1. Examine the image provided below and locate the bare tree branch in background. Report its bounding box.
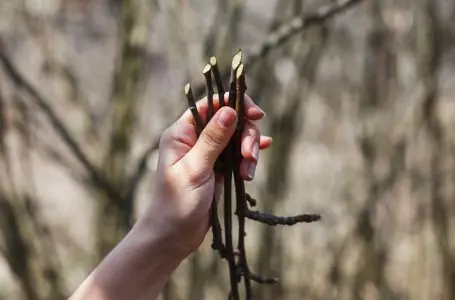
[349,1,401,298]
[0,38,121,207]
[96,0,151,259]
[0,76,67,300]
[244,0,364,69]
[0,195,39,300]
[416,0,455,299]
[253,5,330,298]
[204,0,244,67]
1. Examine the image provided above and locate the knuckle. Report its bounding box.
[243,122,260,140]
[180,161,211,191]
[201,128,225,149]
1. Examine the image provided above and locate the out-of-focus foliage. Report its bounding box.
[0,0,455,299]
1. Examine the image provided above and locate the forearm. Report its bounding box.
[70,211,184,300]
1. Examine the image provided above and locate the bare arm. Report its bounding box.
[69,211,185,300]
[69,94,271,300]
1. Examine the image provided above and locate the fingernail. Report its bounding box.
[247,162,257,180]
[217,108,236,127]
[259,107,266,116]
[252,141,259,160]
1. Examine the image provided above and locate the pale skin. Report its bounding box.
[70,93,272,300]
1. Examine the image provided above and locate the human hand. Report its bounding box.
[142,93,272,259]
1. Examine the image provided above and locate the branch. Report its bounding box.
[224,51,242,300]
[0,40,121,206]
[245,209,321,226]
[247,272,278,285]
[245,0,364,68]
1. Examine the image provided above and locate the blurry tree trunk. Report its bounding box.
[0,194,39,300]
[352,0,400,299]
[0,62,66,300]
[161,279,182,300]
[416,0,455,299]
[97,0,150,260]
[253,6,328,298]
[248,0,292,107]
[0,149,65,300]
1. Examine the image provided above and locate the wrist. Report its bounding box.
[135,203,190,262]
[71,206,186,300]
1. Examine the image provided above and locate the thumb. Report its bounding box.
[184,107,237,181]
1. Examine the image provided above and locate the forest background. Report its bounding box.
[1,0,455,299]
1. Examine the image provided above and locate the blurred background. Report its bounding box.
[0,0,455,299]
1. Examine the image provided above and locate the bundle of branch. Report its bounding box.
[184,49,321,300]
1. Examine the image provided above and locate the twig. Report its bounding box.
[232,62,253,298]
[247,272,279,285]
[211,57,228,174]
[202,64,226,258]
[203,64,215,121]
[245,210,321,226]
[228,50,242,109]
[184,83,204,136]
[223,51,243,300]
[246,193,257,207]
[210,56,225,107]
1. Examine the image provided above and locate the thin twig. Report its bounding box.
[245,209,321,226]
[203,64,215,121]
[232,62,253,298]
[210,56,225,107]
[184,83,204,136]
[246,193,257,207]
[228,50,242,109]
[247,272,279,285]
[203,63,226,258]
[223,51,243,300]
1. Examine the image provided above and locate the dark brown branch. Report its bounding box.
[248,272,279,285]
[210,56,225,107]
[235,64,245,130]
[209,197,226,258]
[228,50,242,109]
[211,56,228,174]
[184,83,204,136]
[245,209,321,226]
[203,64,226,258]
[246,193,257,207]
[203,64,215,121]
[224,55,240,299]
[224,146,238,298]
[232,62,253,298]
[0,41,121,207]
